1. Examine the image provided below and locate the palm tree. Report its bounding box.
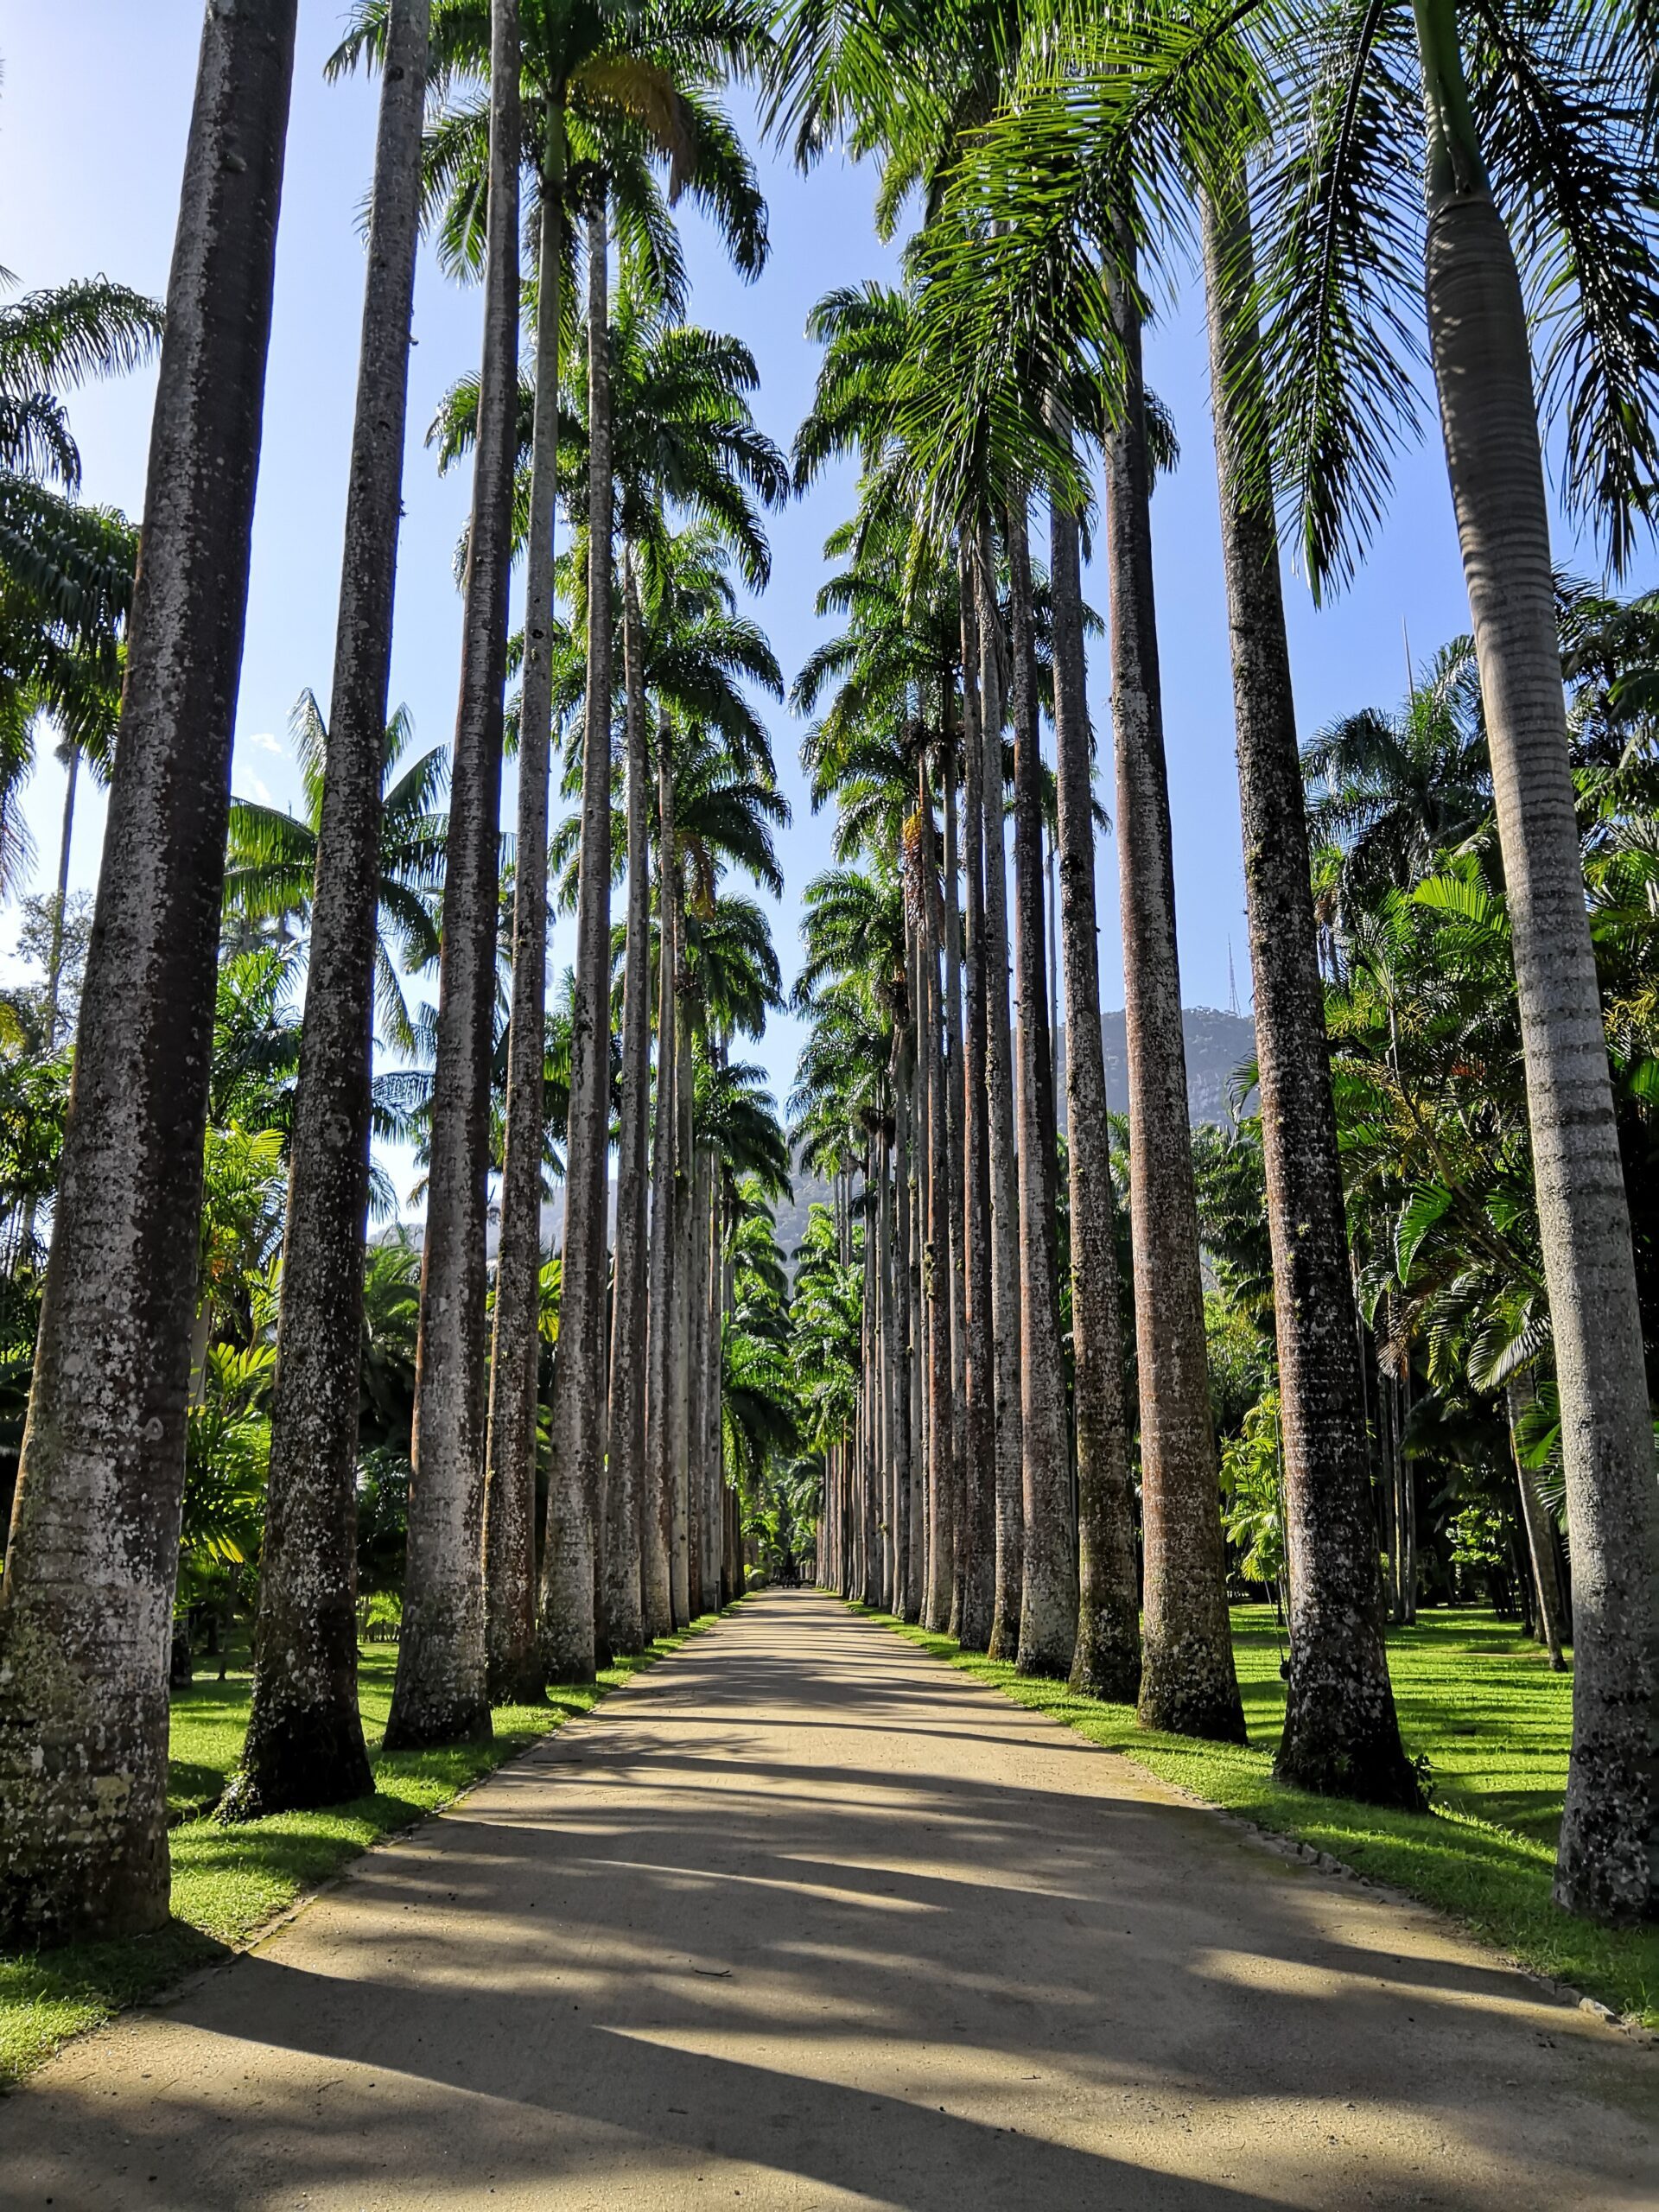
[222,694,445,1045]
[540,191,615,1687]
[1249,0,1659,1913]
[226,0,432,1815]
[599,319,787,1655]
[343,0,772,1715]
[1048,479,1138,1704]
[384,0,520,1753]
[0,274,159,923]
[1005,499,1076,1678]
[1096,251,1242,1738]
[530,60,772,1694]
[912,2,1413,1780]
[1302,643,1489,929]
[0,0,300,1945]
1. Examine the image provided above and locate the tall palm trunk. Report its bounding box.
[1202,188,1416,1804]
[670,976,695,1622]
[483,119,565,1708]
[686,1141,706,1608]
[641,742,677,1637]
[956,560,996,1651]
[1412,0,1656,1916]
[906,998,927,1623]
[1508,1375,1567,1672]
[0,0,300,1943]
[871,1141,885,1610]
[939,737,969,1631]
[1007,502,1077,1678]
[539,194,613,1687]
[1105,266,1244,1744]
[877,1124,899,1608]
[704,1193,727,1612]
[976,546,1025,1659]
[1050,480,1140,1704]
[385,0,518,1751]
[894,1019,921,1620]
[43,741,79,1051]
[601,550,651,1658]
[232,0,430,1811]
[919,785,957,1633]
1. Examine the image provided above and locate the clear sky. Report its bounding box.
[3,3,1644,1214]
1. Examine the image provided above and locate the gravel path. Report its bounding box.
[4,1590,1654,2209]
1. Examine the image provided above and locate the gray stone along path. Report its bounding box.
[3,1591,1656,2209]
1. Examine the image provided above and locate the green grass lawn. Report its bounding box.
[0,1612,729,2087]
[865,1603,1658,2031]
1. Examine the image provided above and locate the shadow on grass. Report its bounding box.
[851,1605,1658,2031]
[0,1607,736,2086]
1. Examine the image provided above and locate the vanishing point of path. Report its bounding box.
[5,1594,1655,2210]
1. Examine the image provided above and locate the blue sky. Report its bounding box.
[3,3,1640,1212]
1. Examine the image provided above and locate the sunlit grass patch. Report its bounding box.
[0,1608,732,2086]
[858,1603,1656,2031]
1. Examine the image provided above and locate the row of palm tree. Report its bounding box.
[0,0,797,1941]
[2,0,1656,1948]
[778,0,1659,1925]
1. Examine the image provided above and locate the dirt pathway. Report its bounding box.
[3,1592,1654,2209]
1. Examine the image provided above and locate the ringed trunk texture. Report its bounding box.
[669,977,695,1625]
[641,748,677,1638]
[906,1028,927,1625]
[230,0,428,1816]
[878,1128,901,1610]
[891,1053,914,1612]
[1411,20,1656,1909]
[976,546,1025,1660]
[1104,267,1245,1745]
[919,793,957,1635]
[0,0,299,1943]
[538,195,614,1688]
[956,562,996,1652]
[1007,504,1077,1679]
[385,0,518,1753]
[1050,487,1140,1705]
[483,154,564,1708]
[1202,191,1417,1805]
[601,552,651,1659]
[940,749,969,1634]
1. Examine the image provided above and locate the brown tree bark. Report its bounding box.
[940,738,969,1633]
[642,741,677,1638]
[483,124,565,1708]
[601,550,651,1658]
[539,194,614,1686]
[0,0,301,1942]
[669,973,695,1623]
[1007,502,1077,1679]
[918,782,957,1634]
[229,0,429,1815]
[386,0,520,1752]
[1104,264,1244,1744]
[976,544,1025,1660]
[955,555,997,1651]
[1202,188,1416,1802]
[1050,481,1140,1705]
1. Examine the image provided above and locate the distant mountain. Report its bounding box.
[771,1166,836,1269]
[766,1005,1255,1269]
[1096,1004,1256,1128]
